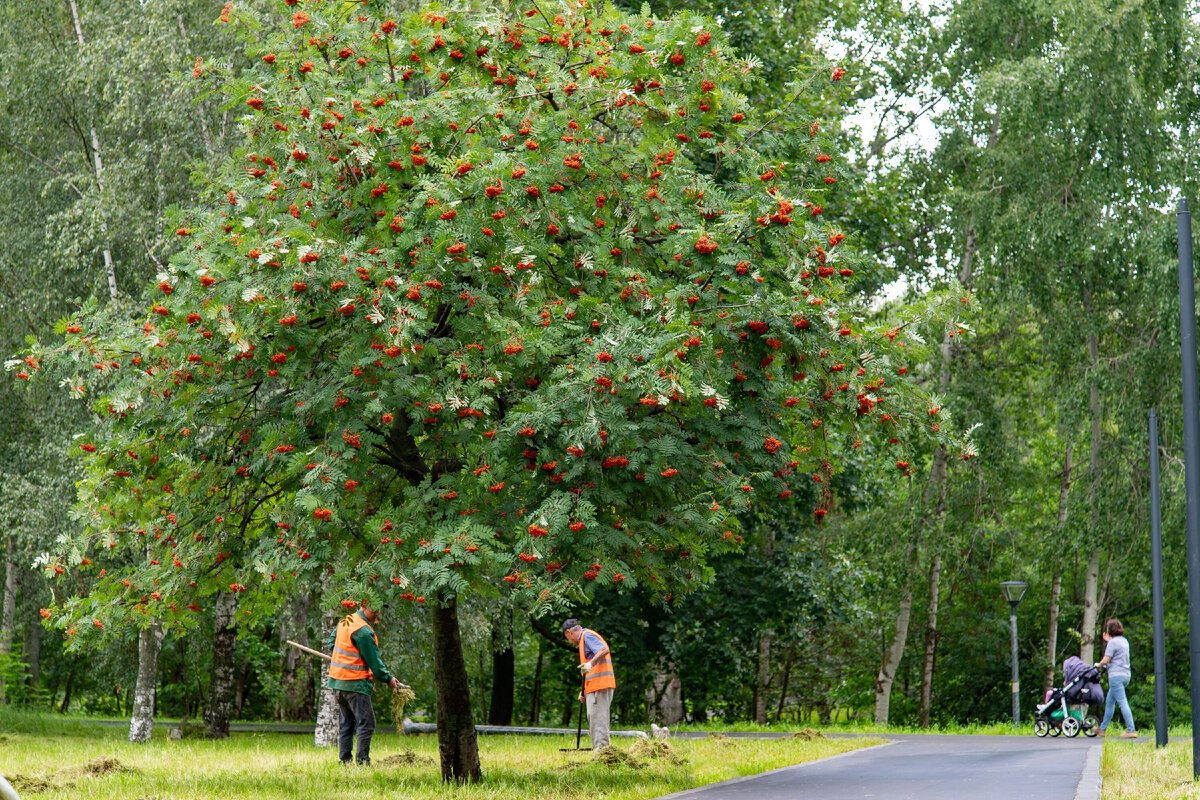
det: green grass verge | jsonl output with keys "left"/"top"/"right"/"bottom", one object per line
{"left": 0, "top": 711, "right": 881, "bottom": 800}
{"left": 672, "top": 719, "right": 1038, "bottom": 736}
{"left": 1100, "top": 739, "right": 1200, "bottom": 799}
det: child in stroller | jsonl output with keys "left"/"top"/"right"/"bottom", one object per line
{"left": 1034, "top": 656, "right": 1105, "bottom": 738}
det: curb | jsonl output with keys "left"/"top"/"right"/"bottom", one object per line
{"left": 1074, "top": 742, "right": 1102, "bottom": 800}
{"left": 650, "top": 740, "right": 899, "bottom": 799}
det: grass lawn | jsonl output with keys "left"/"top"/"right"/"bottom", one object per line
{"left": 1101, "top": 738, "right": 1200, "bottom": 799}
{"left": 0, "top": 712, "right": 880, "bottom": 800}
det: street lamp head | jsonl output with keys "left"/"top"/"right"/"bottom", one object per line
{"left": 1000, "top": 580, "right": 1029, "bottom": 607}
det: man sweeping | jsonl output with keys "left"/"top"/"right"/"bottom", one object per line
{"left": 562, "top": 618, "right": 616, "bottom": 750}
{"left": 325, "top": 599, "right": 402, "bottom": 765}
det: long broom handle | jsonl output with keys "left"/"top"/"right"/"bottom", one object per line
{"left": 286, "top": 639, "right": 411, "bottom": 690}
{"left": 287, "top": 639, "right": 333, "bottom": 662}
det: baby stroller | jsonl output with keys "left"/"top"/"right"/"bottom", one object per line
{"left": 1034, "top": 656, "right": 1105, "bottom": 738}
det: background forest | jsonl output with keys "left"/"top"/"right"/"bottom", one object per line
{"left": 1, "top": 0, "right": 1199, "bottom": 738}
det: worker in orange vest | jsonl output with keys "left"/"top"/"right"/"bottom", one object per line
{"left": 562, "top": 618, "right": 616, "bottom": 749}
{"left": 325, "top": 600, "right": 403, "bottom": 765}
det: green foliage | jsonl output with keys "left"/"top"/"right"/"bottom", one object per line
{"left": 16, "top": 1, "right": 954, "bottom": 644}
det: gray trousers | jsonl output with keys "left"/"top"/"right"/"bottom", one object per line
{"left": 585, "top": 687, "right": 614, "bottom": 750}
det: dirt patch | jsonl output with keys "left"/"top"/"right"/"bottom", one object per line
{"left": 787, "top": 728, "right": 826, "bottom": 740}
{"left": 377, "top": 749, "right": 433, "bottom": 767}
{"left": 630, "top": 738, "right": 685, "bottom": 764}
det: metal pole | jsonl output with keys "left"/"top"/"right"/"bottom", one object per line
{"left": 1150, "top": 408, "right": 1169, "bottom": 748}
{"left": 1010, "top": 605, "right": 1020, "bottom": 725}
{"left": 1177, "top": 198, "right": 1200, "bottom": 777}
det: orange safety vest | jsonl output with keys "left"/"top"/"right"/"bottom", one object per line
{"left": 579, "top": 628, "right": 616, "bottom": 693}
{"left": 329, "top": 612, "right": 379, "bottom": 682}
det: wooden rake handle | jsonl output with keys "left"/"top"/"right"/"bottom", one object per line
{"left": 286, "top": 639, "right": 411, "bottom": 690}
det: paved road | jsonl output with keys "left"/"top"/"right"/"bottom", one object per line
{"left": 656, "top": 734, "right": 1100, "bottom": 800}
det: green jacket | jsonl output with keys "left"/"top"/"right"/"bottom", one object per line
{"left": 324, "top": 611, "right": 395, "bottom": 694}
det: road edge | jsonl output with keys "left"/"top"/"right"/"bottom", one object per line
{"left": 650, "top": 739, "right": 899, "bottom": 800}
{"left": 1074, "top": 742, "right": 1102, "bottom": 800}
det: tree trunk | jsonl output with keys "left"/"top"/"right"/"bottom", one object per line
{"left": 874, "top": 537, "right": 918, "bottom": 727}
{"left": 26, "top": 599, "right": 41, "bottom": 690}
{"left": 59, "top": 664, "right": 76, "bottom": 714}
{"left": 129, "top": 618, "right": 164, "bottom": 743}
{"left": 775, "top": 644, "right": 796, "bottom": 723}
{"left": 1042, "top": 444, "right": 1072, "bottom": 693}
{"left": 67, "top": 0, "right": 117, "bottom": 300}
{"left": 752, "top": 526, "right": 777, "bottom": 725}
{"left": 431, "top": 598, "right": 481, "bottom": 783}
{"left": 874, "top": 590, "right": 913, "bottom": 726}
{"left": 1042, "top": 575, "right": 1062, "bottom": 695}
{"left": 207, "top": 591, "right": 237, "bottom": 738}
{"left": 646, "top": 661, "right": 685, "bottom": 725}
{"left": 1080, "top": 327, "right": 1103, "bottom": 663}
{"left": 527, "top": 644, "right": 544, "bottom": 725}
{"left": 754, "top": 631, "right": 772, "bottom": 725}
{"left": 279, "top": 592, "right": 313, "bottom": 721}
{"left": 314, "top": 598, "right": 340, "bottom": 747}
{"left": 560, "top": 692, "right": 574, "bottom": 726}
{"left": 0, "top": 539, "right": 17, "bottom": 703}
{"left": 918, "top": 552, "right": 942, "bottom": 728}
{"left": 234, "top": 652, "right": 251, "bottom": 716}
{"left": 487, "top": 645, "right": 515, "bottom": 725}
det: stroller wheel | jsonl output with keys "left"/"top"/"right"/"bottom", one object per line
{"left": 1049, "top": 724, "right": 1062, "bottom": 737}
{"left": 1034, "top": 719, "right": 1051, "bottom": 738}
{"left": 1062, "top": 717, "right": 1082, "bottom": 738}
{"left": 1084, "top": 716, "right": 1099, "bottom": 737}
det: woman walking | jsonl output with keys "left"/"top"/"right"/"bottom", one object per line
{"left": 1095, "top": 618, "right": 1137, "bottom": 739}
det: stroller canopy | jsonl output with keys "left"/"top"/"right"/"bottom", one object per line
{"left": 1062, "top": 656, "right": 1104, "bottom": 705}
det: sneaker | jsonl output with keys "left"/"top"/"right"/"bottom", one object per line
{"left": 1096, "top": 729, "right": 1106, "bottom": 738}
{"left": 1119, "top": 731, "right": 1138, "bottom": 739}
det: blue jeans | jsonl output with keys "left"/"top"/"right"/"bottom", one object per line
{"left": 1101, "top": 674, "right": 1134, "bottom": 732}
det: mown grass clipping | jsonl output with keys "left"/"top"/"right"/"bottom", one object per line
{"left": 391, "top": 685, "right": 417, "bottom": 723}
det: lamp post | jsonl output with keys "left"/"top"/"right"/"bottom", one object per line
{"left": 1000, "top": 580, "right": 1029, "bottom": 726}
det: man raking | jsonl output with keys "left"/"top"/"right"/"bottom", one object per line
{"left": 325, "top": 599, "right": 403, "bottom": 765}
{"left": 562, "top": 618, "right": 616, "bottom": 750}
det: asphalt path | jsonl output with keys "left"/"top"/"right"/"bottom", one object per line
{"left": 654, "top": 734, "right": 1101, "bottom": 800}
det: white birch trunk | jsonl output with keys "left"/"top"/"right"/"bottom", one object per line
{"left": 314, "top": 598, "right": 339, "bottom": 747}
{"left": 207, "top": 592, "right": 237, "bottom": 738}
{"left": 874, "top": 586, "right": 914, "bottom": 726}
{"left": 0, "top": 540, "right": 17, "bottom": 703}
{"left": 128, "top": 618, "right": 164, "bottom": 743}
{"left": 1080, "top": 330, "right": 1102, "bottom": 663}
{"left": 918, "top": 553, "right": 941, "bottom": 727}
{"left": 68, "top": 0, "right": 117, "bottom": 300}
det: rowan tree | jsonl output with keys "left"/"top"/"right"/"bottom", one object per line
{"left": 14, "top": 0, "right": 964, "bottom": 780}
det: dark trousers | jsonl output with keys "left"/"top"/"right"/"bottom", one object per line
{"left": 336, "top": 689, "right": 376, "bottom": 764}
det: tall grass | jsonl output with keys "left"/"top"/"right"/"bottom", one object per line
{"left": 1102, "top": 740, "right": 1200, "bottom": 799}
